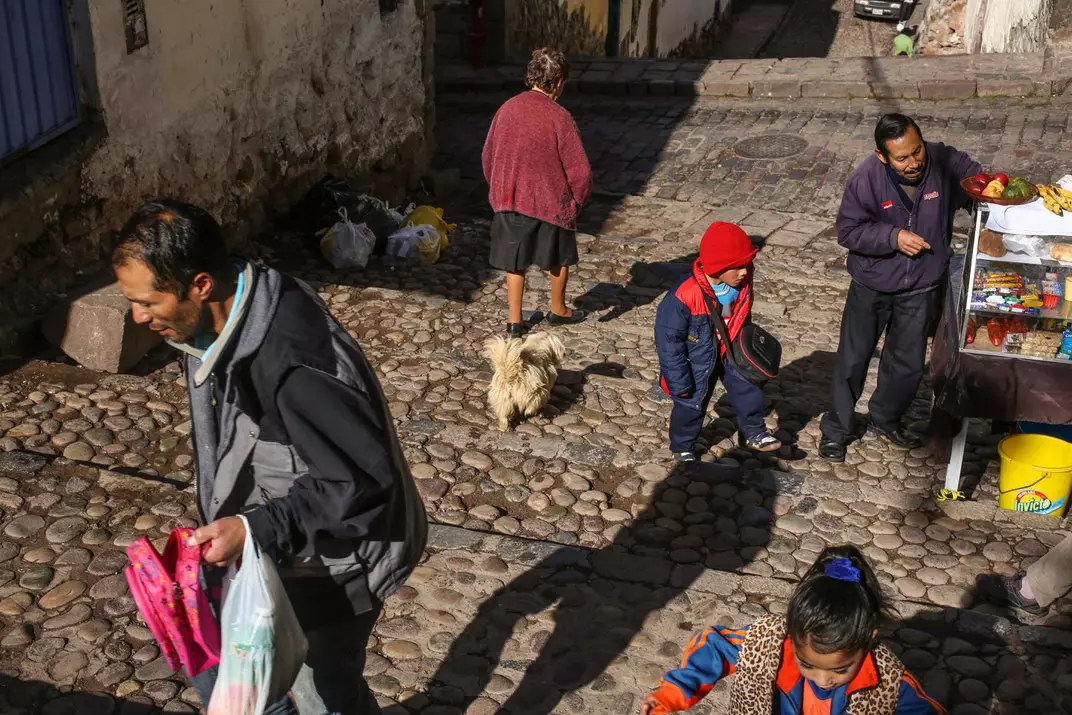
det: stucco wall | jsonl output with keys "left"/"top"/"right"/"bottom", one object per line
{"left": 653, "top": 0, "right": 724, "bottom": 55}
{"left": 919, "top": 0, "right": 1052, "bottom": 54}
{"left": 504, "top": 0, "right": 609, "bottom": 61}
{"left": 981, "top": 0, "right": 1051, "bottom": 53}
{"left": 617, "top": 0, "right": 727, "bottom": 57}
{"left": 0, "top": 0, "right": 434, "bottom": 346}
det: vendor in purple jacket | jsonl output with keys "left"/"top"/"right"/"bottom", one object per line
{"left": 818, "top": 114, "right": 981, "bottom": 462}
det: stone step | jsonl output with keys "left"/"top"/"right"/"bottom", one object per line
{"left": 437, "top": 52, "right": 1063, "bottom": 101}
{"left": 41, "top": 279, "right": 161, "bottom": 374}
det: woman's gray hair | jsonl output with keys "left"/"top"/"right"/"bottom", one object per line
{"left": 525, "top": 47, "right": 569, "bottom": 93}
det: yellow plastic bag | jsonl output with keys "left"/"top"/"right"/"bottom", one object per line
{"left": 402, "top": 206, "right": 455, "bottom": 248}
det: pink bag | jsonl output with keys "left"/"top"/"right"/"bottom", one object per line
{"left": 125, "top": 528, "right": 221, "bottom": 677}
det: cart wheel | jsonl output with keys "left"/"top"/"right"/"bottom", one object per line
{"left": 936, "top": 488, "right": 967, "bottom": 502}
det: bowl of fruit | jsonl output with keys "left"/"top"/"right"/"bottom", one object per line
{"left": 960, "top": 172, "right": 1038, "bottom": 205}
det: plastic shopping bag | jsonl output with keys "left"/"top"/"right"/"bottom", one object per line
{"left": 318, "top": 210, "right": 376, "bottom": 269}
{"left": 386, "top": 225, "right": 443, "bottom": 265}
{"left": 207, "top": 516, "right": 307, "bottom": 715}
{"left": 401, "top": 205, "right": 456, "bottom": 248}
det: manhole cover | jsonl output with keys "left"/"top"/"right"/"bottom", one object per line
{"left": 733, "top": 135, "right": 808, "bottom": 160}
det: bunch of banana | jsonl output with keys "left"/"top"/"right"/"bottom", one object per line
{"left": 1037, "top": 184, "right": 1072, "bottom": 216}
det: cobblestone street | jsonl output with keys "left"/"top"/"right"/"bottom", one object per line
{"left": 0, "top": 94, "right": 1071, "bottom": 714}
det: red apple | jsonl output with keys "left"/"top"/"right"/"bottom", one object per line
{"left": 972, "top": 173, "right": 992, "bottom": 184}
{"left": 993, "top": 172, "right": 1009, "bottom": 185}
{"left": 968, "top": 179, "right": 987, "bottom": 194}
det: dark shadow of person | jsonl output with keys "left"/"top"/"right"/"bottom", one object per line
{"left": 883, "top": 585, "right": 1072, "bottom": 713}
{"left": 574, "top": 257, "right": 695, "bottom": 324}
{"left": 402, "top": 462, "right": 790, "bottom": 713}
{"left": 0, "top": 672, "right": 171, "bottom": 714}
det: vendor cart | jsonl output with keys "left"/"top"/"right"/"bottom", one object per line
{"left": 931, "top": 192, "right": 1072, "bottom": 499}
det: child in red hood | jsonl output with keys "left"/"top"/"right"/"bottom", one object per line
{"left": 654, "top": 222, "right": 780, "bottom": 461}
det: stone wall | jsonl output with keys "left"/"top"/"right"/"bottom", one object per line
{"left": 0, "top": 0, "right": 435, "bottom": 350}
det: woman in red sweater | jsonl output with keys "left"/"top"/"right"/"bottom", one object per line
{"left": 482, "top": 47, "right": 593, "bottom": 338}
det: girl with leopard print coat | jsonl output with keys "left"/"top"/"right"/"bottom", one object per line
{"left": 641, "top": 546, "right": 945, "bottom": 715}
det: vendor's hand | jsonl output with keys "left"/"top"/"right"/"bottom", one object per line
{"left": 194, "top": 516, "right": 247, "bottom": 567}
{"left": 897, "top": 230, "right": 931, "bottom": 257}
{"left": 640, "top": 694, "right": 661, "bottom": 715}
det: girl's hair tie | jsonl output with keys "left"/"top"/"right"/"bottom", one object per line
{"left": 824, "top": 557, "right": 861, "bottom": 583}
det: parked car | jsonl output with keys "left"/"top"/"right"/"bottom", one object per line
{"left": 853, "top": 0, "right": 916, "bottom": 32}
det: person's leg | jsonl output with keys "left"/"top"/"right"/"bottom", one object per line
{"left": 668, "top": 379, "right": 716, "bottom": 454}
{"left": 548, "top": 265, "right": 573, "bottom": 317}
{"left": 721, "top": 362, "right": 771, "bottom": 444}
{"left": 1026, "top": 533, "right": 1072, "bottom": 608}
{"left": 820, "top": 282, "right": 891, "bottom": 444}
{"left": 190, "top": 666, "right": 218, "bottom": 710}
{"left": 668, "top": 401, "right": 705, "bottom": 454}
{"left": 506, "top": 271, "right": 526, "bottom": 325}
{"left": 289, "top": 604, "right": 384, "bottom": 715}
{"left": 867, "top": 289, "right": 936, "bottom": 432}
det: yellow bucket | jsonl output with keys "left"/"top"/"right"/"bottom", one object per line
{"left": 997, "top": 434, "right": 1072, "bottom": 517}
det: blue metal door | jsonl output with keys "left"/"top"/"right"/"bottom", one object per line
{"left": 0, "top": 0, "right": 81, "bottom": 163}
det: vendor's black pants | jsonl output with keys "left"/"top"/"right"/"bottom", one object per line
{"left": 820, "top": 281, "right": 937, "bottom": 445}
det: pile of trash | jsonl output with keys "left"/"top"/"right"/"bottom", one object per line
{"left": 298, "top": 175, "right": 456, "bottom": 270}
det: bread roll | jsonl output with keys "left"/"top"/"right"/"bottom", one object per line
{"left": 979, "top": 229, "right": 1007, "bottom": 257}
{"left": 1052, "top": 242, "right": 1072, "bottom": 262}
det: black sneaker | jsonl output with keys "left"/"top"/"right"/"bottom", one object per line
{"left": 866, "top": 422, "right": 923, "bottom": 449}
{"left": 976, "top": 573, "right": 1046, "bottom": 619}
{"left": 818, "top": 437, "right": 846, "bottom": 462}
{"left": 673, "top": 451, "right": 697, "bottom": 463}
{"left": 506, "top": 323, "right": 525, "bottom": 339}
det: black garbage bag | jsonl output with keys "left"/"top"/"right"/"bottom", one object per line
{"left": 297, "top": 175, "right": 401, "bottom": 254}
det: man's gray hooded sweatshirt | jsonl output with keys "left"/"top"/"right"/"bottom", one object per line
{"left": 173, "top": 261, "right": 427, "bottom": 617}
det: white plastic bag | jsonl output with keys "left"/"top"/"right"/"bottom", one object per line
{"left": 386, "top": 225, "right": 443, "bottom": 265}
{"left": 1002, "top": 234, "right": 1048, "bottom": 258}
{"left": 318, "top": 210, "right": 375, "bottom": 269}
{"left": 207, "top": 516, "right": 307, "bottom": 715}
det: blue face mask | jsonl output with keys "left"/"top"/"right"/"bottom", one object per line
{"left": 709, "top": 278, "right": 740, "bottom": 305}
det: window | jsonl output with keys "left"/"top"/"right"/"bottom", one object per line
{"left": 0, "top": 0, "right": 82, "bottom": 163}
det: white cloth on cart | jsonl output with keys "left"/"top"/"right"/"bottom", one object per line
{"left": 985, "top": 175, "right": 1072, "bottom": 236}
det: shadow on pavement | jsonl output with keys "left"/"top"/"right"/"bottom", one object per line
{"left": 886, "top": 584, "right": 1071, "bottom": 714}
{"left": 0, "top": 672, "right": 185, "bottom": 714}
{"left": 401, "top": 463, "right": 783, "bottom": 714}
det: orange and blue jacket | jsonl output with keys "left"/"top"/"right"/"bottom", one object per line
{"left": 649, "top": 625, "right": 946, "bottom": 715}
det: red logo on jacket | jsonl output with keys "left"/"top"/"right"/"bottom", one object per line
{"left": 881, "top": 200, "right": 894, "bottom": 210}
{"left": 923, "top": 191, "right": 939, "bottom": 200}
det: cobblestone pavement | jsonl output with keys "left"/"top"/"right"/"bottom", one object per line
{"left": 0, "top": 96, "right": 1071, "bottom": 714}
{"left": 757, "top": 0, "right": 929, "bottom": 60}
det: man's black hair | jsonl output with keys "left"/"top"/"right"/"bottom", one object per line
{"left": 874, "top": 113, "right": 923, "bottom": 157}
{"left": 787, "top": 545, "right": 894, "bottom": 655}
{"left": 112, "top": 199, "right": 233, "bottom": 296}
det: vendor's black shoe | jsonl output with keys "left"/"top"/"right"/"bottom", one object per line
{"left": 506, "top": 323, "right": 525, "bottom": 339}
{"left": 547, "top": 309, "right": 587, "bottom": 326}
{"left": 673, "top": 451, "right": 697, "bottom": 463}
{"left": 976, "top": 572, "right": 1046, "bottom": 620}
{"left": 867, "top": 422, "right": 923, "bottom": 449}
{"left": 818, "top": 437, "right": 846, "bottom": 462}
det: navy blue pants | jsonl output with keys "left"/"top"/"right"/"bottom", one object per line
{"left": 669, "top": 361, "right": 766, "bottom": 453}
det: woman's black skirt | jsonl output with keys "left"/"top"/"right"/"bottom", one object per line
{"left": 489, "top": 211, "right": 578, "bottom": 272}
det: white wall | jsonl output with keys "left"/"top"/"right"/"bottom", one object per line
{"left": 617, "top": 0, "right": 727, "bottom": 57}
{"left": 655, "top": 0, "right": 724, "bottom": 55}
{"left": 980, "top": 0, "right": 1051, "bottom": 53}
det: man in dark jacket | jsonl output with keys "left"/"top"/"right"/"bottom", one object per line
{"left": 819, "top": 114, "right": 981, "bottom": 462}
{"left": 114, "top": 200, "right": 427, "bottom": 714}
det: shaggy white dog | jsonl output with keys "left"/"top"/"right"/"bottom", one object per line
{"left": 484, "top": 332, "right": 566, "bottom": 431}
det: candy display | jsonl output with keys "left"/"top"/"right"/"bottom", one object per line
{"left": 970, "top": 267, "right": 1067, "bottom": 316}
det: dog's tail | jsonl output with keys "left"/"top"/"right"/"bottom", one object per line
{"left": 484, "top": 335, "right": 525, "bottom": 383}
